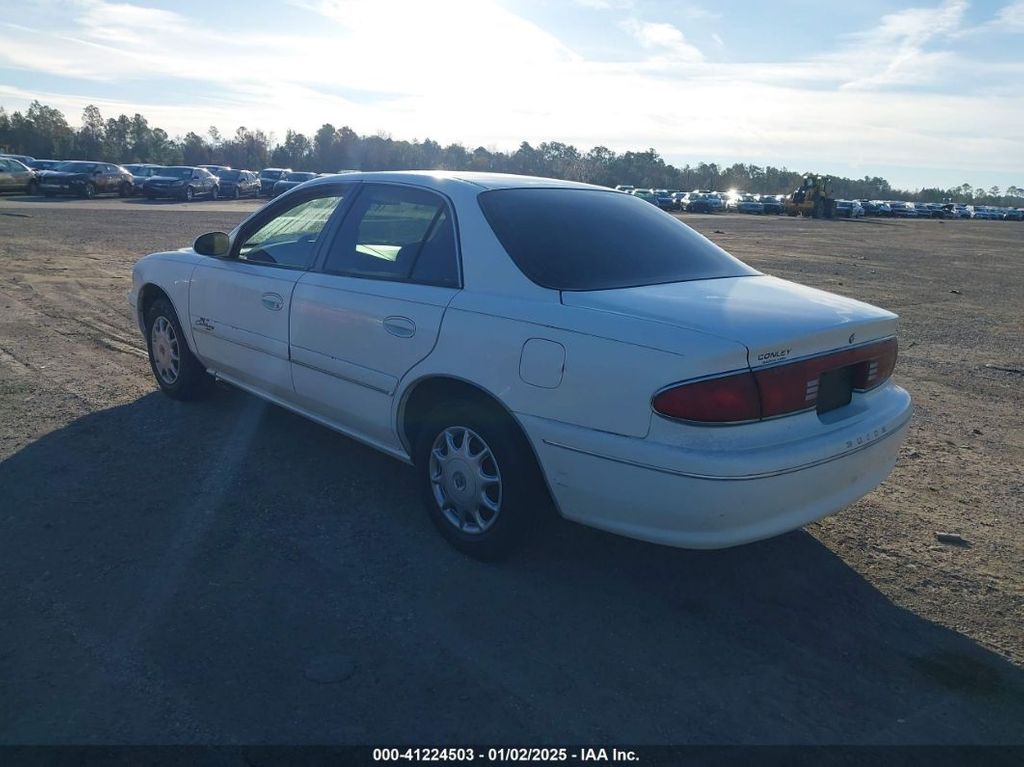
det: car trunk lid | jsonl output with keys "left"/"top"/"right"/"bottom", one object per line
{"left": 561, "top": 274, "right": 898, "bottom": 367}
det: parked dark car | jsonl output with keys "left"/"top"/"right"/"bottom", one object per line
{"left": 38, "top": 161, "right": 132, "bottom": 198}
{"left": 888, "top": 201, "right": 917, "bottom": 218}
{"left": 0, "top": 157, "right": 39, "bottom": 195}
{"left": 258, "top": 167, "right": 291, "bottom": 196}
{"left": 759, "top": 194, "right": 784, "bottom": 214}
{"left": 143, "top": 166, "right": 219, "bottom": 201}
{"left": 651, "top": 189, "right": 676, "bottom": 210}
{"left": 683, "top": 192, "right": 717, "bottom": 213}
{"left": 122, "top": 163, "right": 165, "bottom": 194}
{"left": 271, "top": 171, "right": 319, "bottom": 196}
{"left": 215, "top": 168, "right": 260, "bottom": 199}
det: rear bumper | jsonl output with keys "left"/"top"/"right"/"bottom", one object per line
{"left": 518, "top": 385, "right": 912, "bottom": 549}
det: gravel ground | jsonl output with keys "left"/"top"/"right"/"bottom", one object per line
{"left": 0, "top": 196, "right": 1021, "bottom": 744}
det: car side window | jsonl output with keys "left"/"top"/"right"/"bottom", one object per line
{"left": 237, "top": 192, "right": 346, "bottom": 270}
{"left": 0, "top": 160, "right": 11, "bottom": 172}
{"left": 323, "top": 184, "right": 459, "bottom": 286}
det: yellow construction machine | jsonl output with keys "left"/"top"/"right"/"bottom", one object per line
{"left": 784, "top": 174, "right": 836, "bottom": 218}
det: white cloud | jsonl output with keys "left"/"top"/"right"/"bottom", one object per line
{"left": 621, "top": 18, "right": 704, "bottom": 62}
{"left": 995, "top": 0, "right": 1024, "bottom": 27}
{"left": 832, "top": 0, "right": 968, "bottom": 89}
{"left": 572, "top": 0, "right": 634, "bottom": 9}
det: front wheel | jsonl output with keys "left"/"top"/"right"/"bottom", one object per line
{"left": 118, "top": 182, "right": 130, "bottom": 197}
{"left": 184, "top": 186, "right": 194, "bottom": 202}
{"left": 27, "top": 179, "right": 39, "bottom": 196}
{"left": 81, "top": 182, "right": 96, "bottom": 199}
{"left": 210, "top": 186, "right": 218, "bottom": 201}
{"left": 233, "top": 187, "right": 240, "bottom": 200}
{"left": 145, "top": 297, "right": 212, "bottom": 400}
{"left": 414, "top": 403, "right": 546, "bottom": 560}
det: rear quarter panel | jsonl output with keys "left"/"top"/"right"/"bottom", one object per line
{"left": 397, "top": 292, "right": 750, "bottom": 440}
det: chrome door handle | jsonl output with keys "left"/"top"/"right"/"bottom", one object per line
{"left": 261, "top": 292, "right": 284, "bottom": 311}
{"left": 383, "top": 316, "right": 416, "bottom": 338}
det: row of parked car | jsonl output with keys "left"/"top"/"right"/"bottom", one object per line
{"left": 614, "top": 184, "right": 1024, "bottom": 220}
{"left": 0, "top": 153, "right": 333, "bottom": 201}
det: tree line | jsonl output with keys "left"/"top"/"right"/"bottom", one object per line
{"left": 2, "top": 101, "right": 1021, "bottom": 206}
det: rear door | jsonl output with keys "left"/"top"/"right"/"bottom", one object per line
{"left": 290, "top": 182, "right": 461, "bottom": 448}
{"left": 188, "top": 183, "right": 351, "bottom": 399}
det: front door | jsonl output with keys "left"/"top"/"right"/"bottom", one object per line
{"left": 188, "top": 185, "right": 351, "bottom": 399}
{"left": 290, "top": 183, "right": 461, "bottom": 449}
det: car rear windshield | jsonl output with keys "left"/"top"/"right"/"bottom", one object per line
{"left": 217, "top": 170, "right": 240, "bottom": 180}
{"left": 478, "top": 188, "right": 758, "bottom": 291}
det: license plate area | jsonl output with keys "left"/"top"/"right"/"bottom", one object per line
{"left": 816, "top": 366, "right": 854, "bottom": 415}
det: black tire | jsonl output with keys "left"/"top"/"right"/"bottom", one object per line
{"left": 210, "top": 186, "right": 218, "bottom": 201}
{"left": 27, "top": 179, "right": 39, "bottom": 196}
{"left": 184, "top": 186, "right": 194, "bottom": 202}
{"left": 118, "top": 182, "right": 130, "bottom": 198}
{"left": 81, "top": 182, "right": 95, "bottom": 200}
{"left": 145, "top": 297, "right": 212, "bottom": 400}
{"left": 413, "top": 401, "right": 547, "bottom": 560}
{"left": 233, "top": 187, "right": 240, "bottom": 200}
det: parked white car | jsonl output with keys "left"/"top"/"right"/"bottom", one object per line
{"left": 130, "top": 171, "right": 912, "bottom": 558}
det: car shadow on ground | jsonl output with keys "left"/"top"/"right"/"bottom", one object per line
{"left": 3, "top": 195, "right": 119, "bottom": 203}
{"left": 1, "top": 385, "right": 1022, "bottom": 744}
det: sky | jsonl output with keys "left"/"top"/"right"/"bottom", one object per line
{"left": 1, "top": 0, "right": 1022, "bottom": 190}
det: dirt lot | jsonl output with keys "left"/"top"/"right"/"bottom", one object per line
{"left": 0, "top": 196, "right": 1021, "bottom": 744}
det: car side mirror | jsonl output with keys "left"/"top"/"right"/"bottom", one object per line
{"left": 194, "top": 231, "right": 230, "bottom": 257}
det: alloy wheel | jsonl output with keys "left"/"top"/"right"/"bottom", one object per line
{"left": 429, "top": 426, "right": 502, "bottom": 534}
{"left": 150, "top": 316, "right": 180, "bottom": 385}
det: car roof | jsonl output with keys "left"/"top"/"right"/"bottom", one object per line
{"left": 302, "top": 170, "right": 603, "bottom": 193}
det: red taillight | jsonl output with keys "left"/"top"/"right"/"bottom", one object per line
{"left": 851, "top": 337, "right": 898, "bottom": 390}
{"left": 652, "top": 371, "right": 761, "bottom": 423}
{"left": 654, "top": 338, "right": 898, "bottom": 424}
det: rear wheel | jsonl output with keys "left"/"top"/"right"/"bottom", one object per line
{"left": 118, "top": 182, "right": 130, "bottom": 198}
{"left": 184, "top": 186, "right": 195, "bottom": 202}
{"left": 414, "top": 402, "right": 546, "bottom": 560}
{"left": 81, "top": 182, "right": 96, "bottom": 199}
{"left": 145, "top": 297, "right": 212, "bottom": 400}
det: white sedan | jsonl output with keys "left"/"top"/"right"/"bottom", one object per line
{"left": 130, "top": 171, "right": 912, "bottom": 559}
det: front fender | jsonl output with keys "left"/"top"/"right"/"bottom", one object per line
{"left": 130, "top": 250, "right": 204, "bottom": 354}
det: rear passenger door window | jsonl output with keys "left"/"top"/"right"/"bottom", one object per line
{"left": 323, "top": 184, "right": 459, "bottom": 287}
